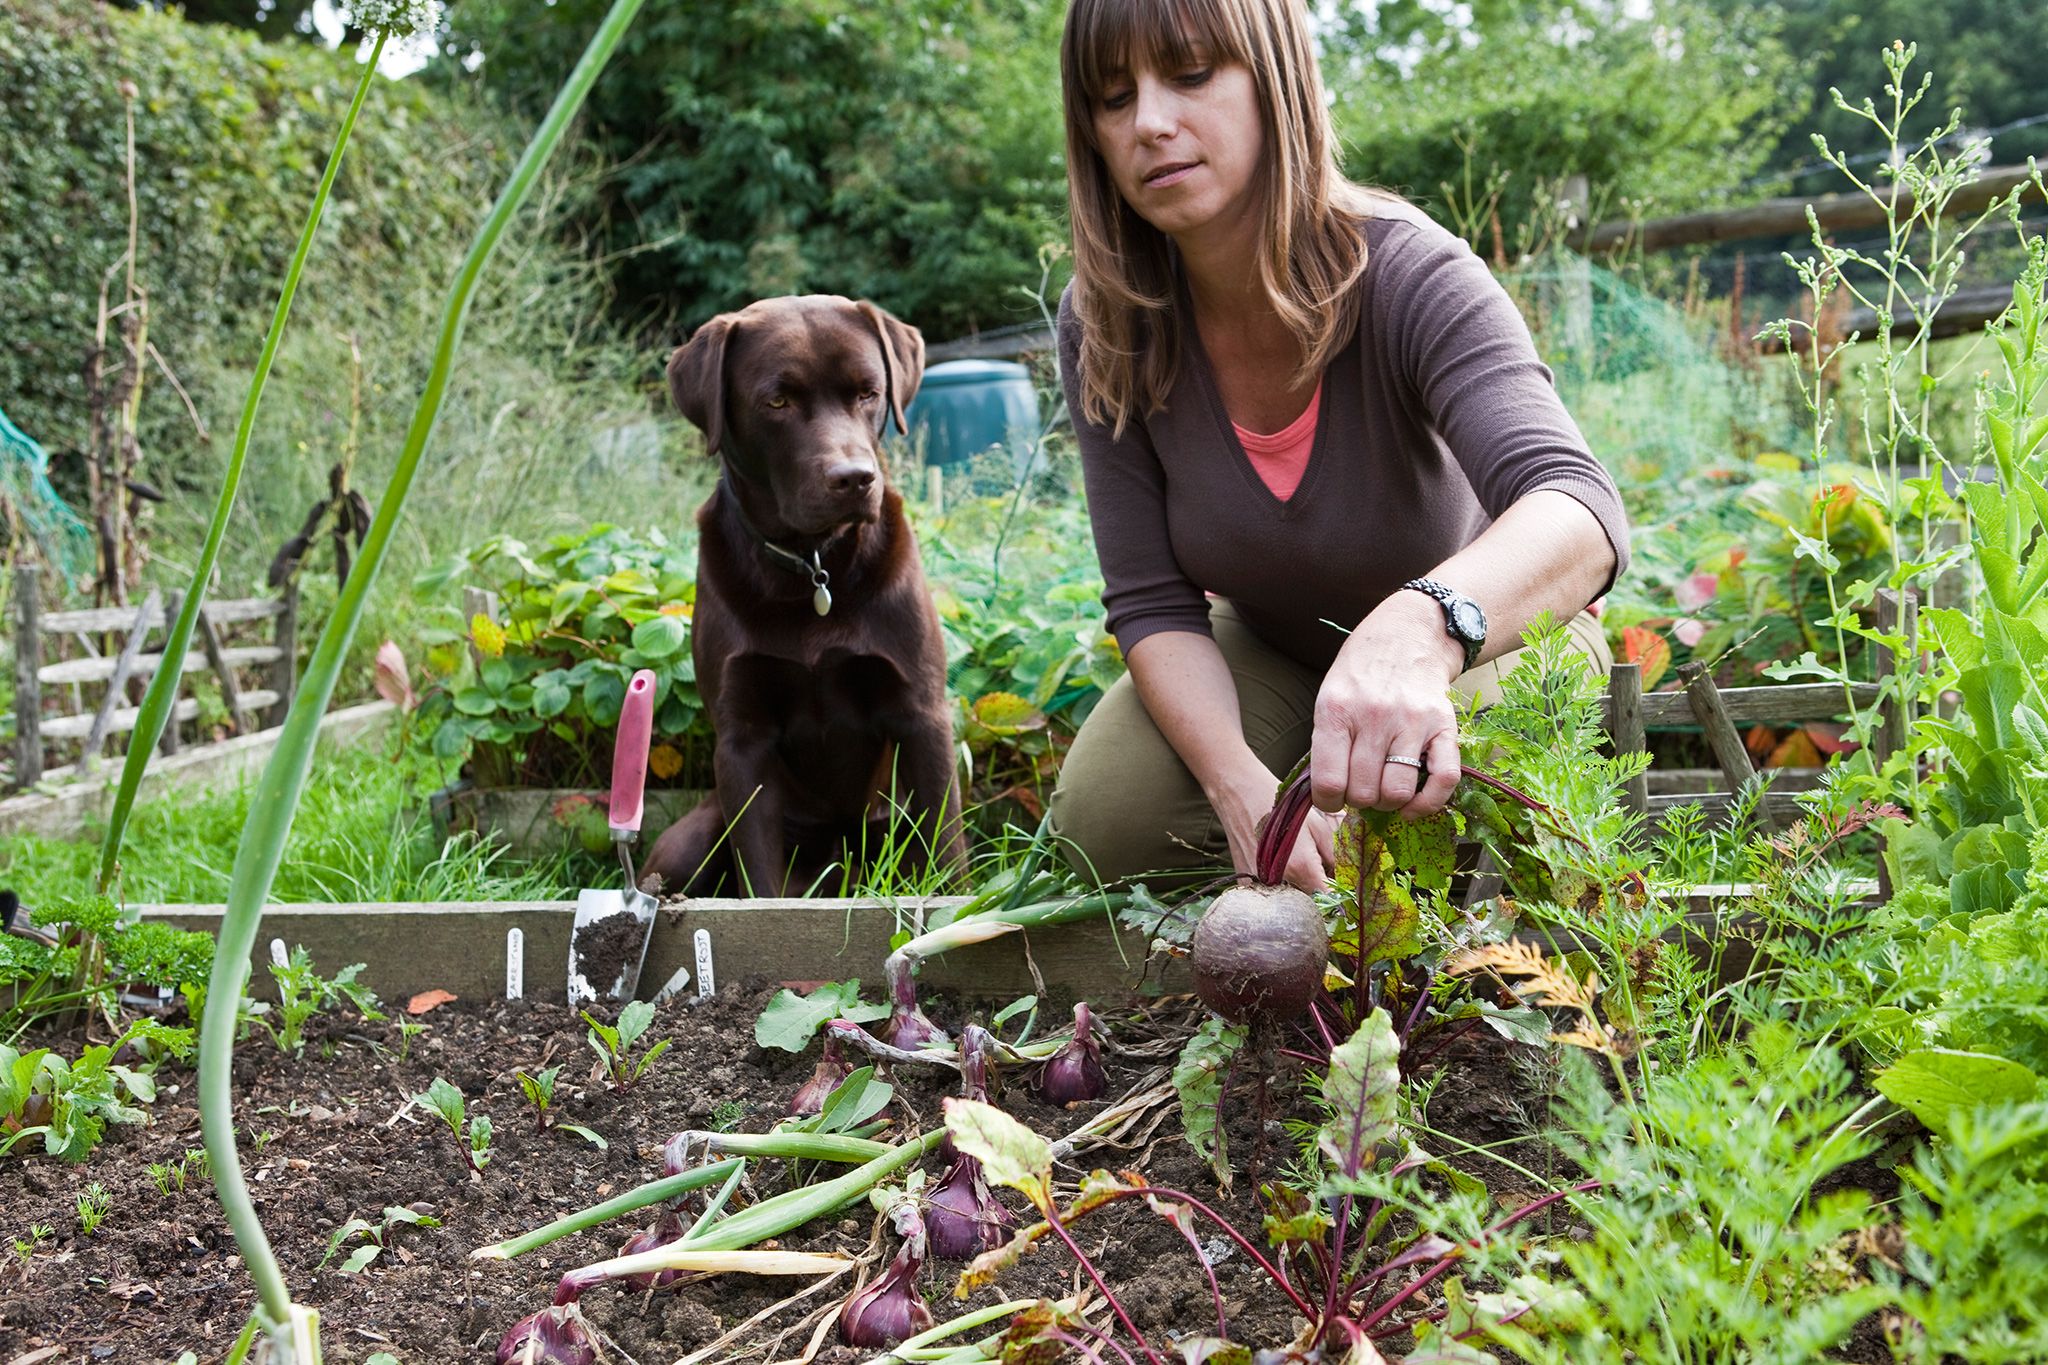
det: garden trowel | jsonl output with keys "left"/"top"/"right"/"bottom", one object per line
{"left": 567, "top": 667, "right": 661, "bottom": 1009}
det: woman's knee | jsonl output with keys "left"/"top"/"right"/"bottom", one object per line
{"left": 1047, "top": 677, "right": 1219, "bottom": 884}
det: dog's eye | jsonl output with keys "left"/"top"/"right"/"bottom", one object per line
{"left": 858, "top": 389, "right": 881, "bottom": 405}
{"left": 765, "top": 395, "right": 789, "bottom": 410}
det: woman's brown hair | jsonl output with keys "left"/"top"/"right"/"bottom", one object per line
{"left": 1061, "top": 0, "right": 1392, "bottom": 436}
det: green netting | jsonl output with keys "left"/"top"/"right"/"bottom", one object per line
{"left": 0, "top": 405, "right": 94, "bottom": 580}
{"left": 1500, "top": 249, "right": 1801, "bottom": 493}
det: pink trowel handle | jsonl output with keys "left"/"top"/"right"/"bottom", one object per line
{"left": 609, "top": 669, "right": 658, "bottom": 839}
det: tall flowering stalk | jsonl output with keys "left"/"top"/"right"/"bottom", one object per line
{"left": 196, "top": 1, "right": 646, "bottom": 1357}
{"left": 94, "top": 2, "right": 442, "bottom": 896}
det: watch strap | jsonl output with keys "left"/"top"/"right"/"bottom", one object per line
{"left": 1399, "top": 577, "right": 1484, "bottom": 671}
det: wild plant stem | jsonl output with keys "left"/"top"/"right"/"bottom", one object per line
{"left": 96, "top": 35, "right": 386, "bottom": 897}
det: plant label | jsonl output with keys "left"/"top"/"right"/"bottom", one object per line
{"left": 653, "top": 963, "right": 692, "bottom": 1004}
{"left": 269, "top": 938, "right": 288, "bottom": 969}
{"left": 505, "top": 927, "right": 524, "bottom": 1001}
{"left": 693, "top": 929, "right": 715, "bottom": 1000}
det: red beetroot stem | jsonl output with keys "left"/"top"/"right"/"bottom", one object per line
{"left": 1101, "top": 1186, "right": 1318, "bottom": 1318}
{"left": 1353, "top": 1179, "right": 1601, "bottom": 1332}
{"left": 1040, "top": 1206, "right": 1165, "bottom": 1365}
{"left": 1254, "top": 772, "right": 1319, "bottom": 886}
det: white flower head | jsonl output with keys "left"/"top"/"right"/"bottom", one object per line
{"left": 346, "top": 0, "right": 443, "bottom": 40}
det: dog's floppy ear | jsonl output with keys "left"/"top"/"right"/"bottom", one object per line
{"left": 667, "top": 314, "right": 740, "bottom": 456}
{"left": 856, "top": 301, "right": 925, "bottom": 436}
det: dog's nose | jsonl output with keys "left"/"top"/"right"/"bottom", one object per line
{"left": 827, "top": 463, "right": 876, "bottom": 496}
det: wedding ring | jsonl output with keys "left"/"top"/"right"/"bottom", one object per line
{"left": 1383, "top": 755, "right": 1425, "bottom": 770}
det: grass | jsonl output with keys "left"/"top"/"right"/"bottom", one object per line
{"left": 0, "top": 740, "right": 594, "bottom": 908}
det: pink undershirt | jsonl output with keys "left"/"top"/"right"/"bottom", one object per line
{"left": 1230, "top": 380, "right": 1322, "bottom": 501}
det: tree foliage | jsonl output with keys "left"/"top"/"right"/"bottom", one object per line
{"left": 441, "top": 0, "right": 1069, "bottom": 341}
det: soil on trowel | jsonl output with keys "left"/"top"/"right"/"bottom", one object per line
{"left": 569, "top": 907, "right": 650, "bottom": 997}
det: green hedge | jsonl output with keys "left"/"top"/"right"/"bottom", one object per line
{"left": 0, "top": 0, "right": 513, "bottom": 570}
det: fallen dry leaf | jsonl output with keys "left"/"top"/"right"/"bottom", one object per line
{"left": 407, "top": 989, "right": 458, "bottom": 1016}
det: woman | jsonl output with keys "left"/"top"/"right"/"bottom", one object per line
{"left": 1048, "top": 0, "right": 1629, "bottom": 891}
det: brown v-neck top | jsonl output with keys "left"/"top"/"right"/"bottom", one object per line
{"left": 1057, "top": 199, "right": 1630, "bottom": 674}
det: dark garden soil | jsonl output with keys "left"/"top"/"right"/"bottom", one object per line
{"left": 0, "top": 982, "right": 1896, "bottom": 1365}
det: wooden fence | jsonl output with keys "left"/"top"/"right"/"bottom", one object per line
{"left": 10, "top": 564, "right": 298, "bottom": 789}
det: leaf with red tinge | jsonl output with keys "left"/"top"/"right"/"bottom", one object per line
{"left": 1766, "top": 729, "right": 1824, "bottom": 769}
{"left": 407, "top": 989, "right": 458, "bottom": 1016}
{"left": 1673, "top": 570, "right": 1720, "bottom": 612}
{"left": 1621, "top": 626, "right": 1672, "bottom": 690}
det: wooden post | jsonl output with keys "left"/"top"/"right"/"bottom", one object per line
{"left": 269, "top": 578, "right": 298, "bottom": 728}
{"left": 1870, "top": 587, "right": 1917, "bottom": 771}
{"left": 157, "top": 590, "right": 183, "bottom": 756}
{"left": 79, "top": 589, "right": 161, "bottom": 775}
{"left": 196, "top": 602, "right": 250, "bottom": 735}
{"left": 1609, "top": 662, "right": 1649, "bottom": 815}
{"left": 1678, "top": 660, "right": 1777, "bottom": 831}
{"left": 1559, "top": 173, "right": 1594, "bottom": 358}
{"left": 12, "top": 563, "right": 42, "bottom": 790}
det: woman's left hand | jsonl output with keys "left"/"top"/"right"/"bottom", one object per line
{"left": 1308, "top": 592, "right": 1466, "bottom": 819}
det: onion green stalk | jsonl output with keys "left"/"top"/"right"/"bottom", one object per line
{"left": 882, "top": 891, "right": 1134, "bottom": 1047}
{"left": 471, "top": 1158, "right": 742, "bottom": 1262}
{"left": 683, "top": 1158, "right": 750, "bottom": 1241}
{"left": 696, "top": 1131, "right": 894, "bottom": 1163}
{"left": 196, "top": 2, "right": 647, "bottom": 1355}
{"left": 93, "top": 32, "right": 386, "bottom": 897}
{"left": 869, "top": 1298, "right": 1052, "bottom": 1364}
{"left": 679, "top": 1129, "right": 947, "bottom": 1252}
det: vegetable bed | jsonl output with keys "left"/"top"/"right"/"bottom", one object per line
{"left": 0, "top": 982, "right": 1556, "bottom": 1363}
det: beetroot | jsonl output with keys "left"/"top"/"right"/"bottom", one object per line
{"left": 1189, "top": 771, "right": 1329, "bottom": 1024}
{"left": 1191, "top": 883, "right": 1328, "bottom": 1023}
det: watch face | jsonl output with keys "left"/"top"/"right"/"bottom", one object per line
{"left": 1450, "top": 600, "right": 1486, "bottom": 640}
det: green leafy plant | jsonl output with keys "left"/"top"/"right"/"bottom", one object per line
{"left": 754, "top": 981, "right": 891, "bottom": 1054}
{"left": 11, "top": 1224, "right": 50, "bottom": 1277}
{"left": 1, "top": 1019, "right": 192, "bottom": 1163}
{"left": 75, "top": 1182, "right": 111, "bottom": 1236}
{"left": 395, "top": 1020, "right": 427, "bottom": 1063}
{"left": 319, "top": 1204, "right": 442, "bottom": 1274}
{"left": 417, "top": 1077, "right": 492, "bottom": 1176}
{"left": 515, "top": 1065, "right": 560, "bottom": 1129}
{"left": 412, "top": 523, "right": 709, "bottom": 792}
{"left": 263, "top": 946, "right": 383, "bottom": 1056}
{"left": 583, "top": 1000, "right": 670, "bottom": 1091}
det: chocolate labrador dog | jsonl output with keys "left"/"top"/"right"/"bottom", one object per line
{"left": 641, "top": 295, "right": 966, "bottom": 897}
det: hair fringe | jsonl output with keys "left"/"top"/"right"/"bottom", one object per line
{"left": 1060, "top": 0, "right": 1403, "bottom": 438}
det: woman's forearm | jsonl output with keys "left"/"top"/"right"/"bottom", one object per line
{"left": 1124, "top": 630, "right": 1269, "bottom": 805}
{"left": 1371, "top": 490, "right": 1616, "bottom": 675}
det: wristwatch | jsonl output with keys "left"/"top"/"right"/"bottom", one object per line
{"left": 1400, "top": 578, "right": 1487, "bottom": 672}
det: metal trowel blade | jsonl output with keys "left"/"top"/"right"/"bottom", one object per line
{"left": 566, "top": 886, "right": 658, "bottom": 1010}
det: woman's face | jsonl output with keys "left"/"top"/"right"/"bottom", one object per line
{"left": 1090, "top": 53, "right": 1263, "bottom": 245}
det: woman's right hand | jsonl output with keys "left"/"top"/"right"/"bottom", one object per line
{"left": 1215, "top": 767, "right": 1337, "bottom": 892}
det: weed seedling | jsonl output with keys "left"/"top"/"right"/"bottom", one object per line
{"left": 11, "top": 1224, "right": 50, "bottom": 1276}
{"left": 148, "top": 1161, "right": 183, "bottom": 1197}
{"left": 76, "top": 1182, "right": 111, "bottom": 1236}
{"left": 396, "top": 1020, "right": 427, "bottom": 1063}
{"left": 582, "top": 1000, "right": 670, "bottom": 1091}
{"left": 265, "top": 946, "right": 384, "bottom": 1056}
{"left": 319, "top": 1204, "right": 442, "bottom": 1273}
{"left": 418, "top": 1077, "right": 491, "bottom": 1175}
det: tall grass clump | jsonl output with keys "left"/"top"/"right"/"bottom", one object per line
{"left": 93, "top": 0, "right": 441, "bottom": 900}
{"left": 192, "top": 0, "right": 648, "bottom": 1355}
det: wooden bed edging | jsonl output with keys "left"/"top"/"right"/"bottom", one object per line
{"left": 138, "top": 881, "right": 1877, "bottom": 1008}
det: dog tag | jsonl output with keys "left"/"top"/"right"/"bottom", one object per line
{"left": 505, "top": 927, "right": 524, "bottom": 1002}
{"left": 811, "top": 581, "right": 833, "bottom": 616}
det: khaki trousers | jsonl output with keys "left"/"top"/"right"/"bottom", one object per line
{"left": 1048, "top": 600, "right": 1612, "bottom": 885}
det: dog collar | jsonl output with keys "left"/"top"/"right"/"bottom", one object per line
{"left": 717, "top": 472, "right": 834, "bottom": 617}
